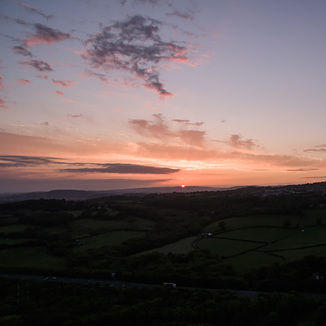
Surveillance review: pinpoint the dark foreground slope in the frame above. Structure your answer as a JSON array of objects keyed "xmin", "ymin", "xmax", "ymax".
[{"xmin": 0, "ymin": 182, "xmax": 326, "ymax": 294}]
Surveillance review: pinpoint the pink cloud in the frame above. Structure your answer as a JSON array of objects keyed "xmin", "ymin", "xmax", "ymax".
[
  {"xmin": 82, "ymin": 15, "xmax": 194, "ymax": 96},
  {"xmin": 213, "ymin": 134, "xmax": 259, "ymax": 151},
  {"xmin": 12, "ymin": 46, "xmax": 33, "ymax": 57},
  {"xmin": 17, "ymin": 79, "xmax": 32, "ymax": 84},
  {"xmin": 41, "ymin": 122, "xmax": 49, "ymax": 126},
  {"xmin": 37, "ymin": 75, "xmax": 49, "ymax": 79},
  {"xmin": 23, "ymin": 24, "xmax": 70, "ymax": 47},
  {"xmin": 172, "ymin": 119, "xmax": 204, "ymax": 126},
  {"xmin": 56, "ymin": 91, "xmax": 64, "ymax": 96},
  {"xmin": 303, "ymin": 144, "xmax": 326, "ymax": 153},
  {"xmin": 229, "ymin": 134, "xmax": 258, "ymax": 150},
  {"xmin": 167, "ymin": 10, "xmax": 194, "ymax": 21},
  {"xmin": 52, "ymin": 79, "xmax": 75, "ymax": 87},
  {"xmin": 20, "ymin": 59, "xmax": 53, "ymax": 72},
  {"xmin": 178, "ymin": 130, "xmax": 205, "ymax": 147},
  {"xmin": 129, "ymin": 113, "xmax": 206, "ymax": 147},
  {"xmin": 0, "ymin": 98, "xmax": 9, "ymax": 110},
  {"xmin": 16, "ymin": 2, "xmax": 53, "ymax": 20},
  {"xmin": 67, "ymin": 114, "xmax": 83, "ymax": 118},
  {"xmin": 133, "ymin": 141, "xmax": 326, "ymax": 171},
  {"xmin": 0, "ymin": 76, "xmax": 3, "ymax": 90}
]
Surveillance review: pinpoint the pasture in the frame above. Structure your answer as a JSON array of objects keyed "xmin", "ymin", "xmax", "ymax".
[
  {"xmin": 141, "ymin": 210, "xmax": 326, "ymax": 273},
  {"xmin": 196, "ymin": 212, "xmax": 326, "ymax": 273},
  {"xmin": 0, "ymin": 191, "xmax": 325, "ymax": 278},
  {"xmin": 0, "ymin": 246, "xmax": 65, "ymax": 270}
]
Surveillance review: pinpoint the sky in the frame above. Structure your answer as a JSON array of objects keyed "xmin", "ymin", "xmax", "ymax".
[{"xmin": 1, "ymin": 0, "xmax": 326, "ymax": 193}]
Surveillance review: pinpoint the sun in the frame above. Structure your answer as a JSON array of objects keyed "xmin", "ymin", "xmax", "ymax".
[{"xmin": 181, "ymin": 184, "xmax": 186, "ymax": 188}]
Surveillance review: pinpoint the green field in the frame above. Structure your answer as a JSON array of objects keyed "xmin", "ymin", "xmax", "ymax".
[
  {"xmin": 227, "ymin": 251, "xmax": 284, "ymax": 273},
  {"xmin": 72, "ymin": 230, "xmax": 146, "ymax": 252},
  {"xmin": 199, "ymin": 238, "xmax": 262, "ymax": 257},
  {"xmin": 195, "ymin": 212, "xmax": 326, "ymax": 272},
  {"xmin": 136, "ymin": 236, "xmax": 196, "ymax": 255},
  {"xmin": 0, "ymin": 192, "xmax": 326, "ymax": 278},
  {"xmin": 0, "ymin": 247, "xmax": 65, "ymax": 270},
  {"xmin": 213, "ymin": 227, "xmax": 293, "ymax": 242}
]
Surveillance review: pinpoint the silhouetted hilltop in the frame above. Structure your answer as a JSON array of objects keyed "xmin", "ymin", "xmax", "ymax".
[
  {"xmin": 0, "ymin": 186, "xmax": 220, "ymax": 202},
  {"xmin": 1, "ymin": 182, "xmax": 325, "ymax": 203}
]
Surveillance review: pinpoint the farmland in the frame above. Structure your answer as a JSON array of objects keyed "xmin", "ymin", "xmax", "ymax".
[{"xmin": 1, "ymin": 183, "xmax": 326, "ymax": 292}]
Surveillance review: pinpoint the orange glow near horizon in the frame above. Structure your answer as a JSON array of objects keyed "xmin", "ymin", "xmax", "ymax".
[{"xmin": 1, "ymin": 1, "xmax": 326, "ymax": 193}]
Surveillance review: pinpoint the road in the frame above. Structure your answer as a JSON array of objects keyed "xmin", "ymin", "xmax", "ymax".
[{"xmin": 1, "ymin": 273, "xmax": 326, "ymax": 301}]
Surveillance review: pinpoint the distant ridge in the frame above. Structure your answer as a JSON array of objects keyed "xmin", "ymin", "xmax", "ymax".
[
  {"xmin": 1, "ymin": 182, "xmax": 325, "ymax": 203},
  {"xmin": 0, "ymin": 186, "xmax": 221, "ymax": 203}
]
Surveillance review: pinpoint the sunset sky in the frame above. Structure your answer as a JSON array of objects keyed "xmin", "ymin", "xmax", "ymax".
[{"xmin": 1, "ymin": 0, "xmax": 326, "ymax": 193}]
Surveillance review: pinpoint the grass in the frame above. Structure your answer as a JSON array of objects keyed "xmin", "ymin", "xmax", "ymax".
[
  {"xmin": 216, "ymin": 227, "xmax": 293, "ymax": 243},
  {"xmin": 72, "ymin": 230, "xmax": 146, "ymax": 252},
  {"xmin": 276, "ymin": 245, "xmax": 326, "ymax": 262},
  {"xmin": 227, "ymin": 251, "xmax": 284, "ymax": 274},
  {"xmin": 72, "ymin": 217, "xmax": 154, "ymax": 235},
  {"xmin": 0, "ymin": 238, "xmax": 31, "ymax": 245},
  {"xmin": 0, "ymin": 224, "xmax": 31, "ymax": 233},
  {"xmin": 0, "ymin": 247, "xmax": 65, "ymax": 270},
  {"xmin": 199, "ymin": 238, "xmax": 262, "ymax": 257},
  {"xmin": 136, "ymin": 236, "xmax": 197, "ymax": 255},
  {"xmin": 196, "ymin": 211, "xmax": 326, "ymax": 273},
  {"xmin": 0, "ymin": 206, "xmax": 325, "ymax": 274},
  {"xmin": 203, "ymin": 214, "xmax": 298, "ymax": 232},
  {"xmin": 263, "ymin": 225, "xmax": 326, "ymax": 251}
]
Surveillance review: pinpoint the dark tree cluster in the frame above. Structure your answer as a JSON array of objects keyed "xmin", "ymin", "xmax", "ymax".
[{"xmin": 0, "ymin": 277, "xmax": 325, "ymax": 326}]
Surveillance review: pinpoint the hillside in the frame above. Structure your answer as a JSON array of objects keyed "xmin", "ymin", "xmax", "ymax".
[
  {"xmin": 0, "ymin": 186, "xmax": 219, "ymax": 203},
  {"xmin": 1, "ymin": 182, "xmax": 326, "ymax": 293}
]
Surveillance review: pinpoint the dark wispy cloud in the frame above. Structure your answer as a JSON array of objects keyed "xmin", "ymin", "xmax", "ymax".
[
  {"xmin": 0, "ymin": 14, "xmax": 28, "ymax": 26},
  {"xmin": 0, "ymin": 155, "xmax": 179, "ymax": 175},
  {"xmin": 303, "ymin": 144, "xmax": 326, "ymax": 153},
  {"xmin": 172, "ymin": 119, "xmax": 204, "ymax": 126},
  {"xmin": 129, "ymin": 113, "xmax": 206, "ymax": 146},
  {"xmin": 120, "ymin": 0, "xmax": 161, "ymax": 6},
  {"xmin": 52, "ymin": 79, "xmax": 75, "ymax": 88},
  {"xmin": 23, "ymin": 23, "xmax": 71, "ymax": 47},
  {"xmin": 82, "ymin": 15, "xmax": 191, "ymax": 96},
  {"xmin": 0, "ymin": 76, "xmax": 4, "ymax": 90},
  {"xmin": 167, "ymin": 10, "xmax": 194, "ymax": 21},
  {"xmin": 20, "ymin": 59, "xmax": 53, "ymax": 72},
  {"xmin": 60, "ymin": 163, "xmax": 179, "ymax": 174},
  {"xmin": 84, "ymin": 69, "xmax": 107, "ymax": 82},
  {"xmin": 12, "ymin": 45, "xmax": 33, "ymax": 57},
  {"xmin": 304, "ymin": 149, "xmax": 326, "ymax": 153},
  {"xmin": 16, "ymin": 2, "xmax": 53, "ymax": 20},
  {"xmin": 287, "ymin": 168, "xmax": 319, "ymax": 172},
  {"xmin": 0, "ymin": 155, "xmax": 61, "ymax": 168}
]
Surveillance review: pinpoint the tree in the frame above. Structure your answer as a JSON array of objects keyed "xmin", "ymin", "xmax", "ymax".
[{"xmin": 218, "ymin": 220, "xmax": 226, "ymax": 231}]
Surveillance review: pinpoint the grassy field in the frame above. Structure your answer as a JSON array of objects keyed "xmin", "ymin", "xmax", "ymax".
[
  {"xmin": 0, "ymin": 247, "xmax": 66, "ymax": 270},
  {"xmin": 212, "ymin": 227, "xmax": 293, "ymax": 242},
  {"xmin": 0, "ymin": 224, "xmax": 31, "ymax": 233},
  {"xmin": 195, "ymin": 211, "xmax": 326, "ymax": 273},
  {"xmin": 72, "ymin": 230, "xmax": 146, "ymax": 252},
  {"xmin": 0, "ymin": 197, "xmax": 325, "ymax": 276},
  {"xmin": 136, "ymin": 236, "xmax": 197, "ymax": 255},
  {"xmin": 199, "ymin": 238, "xmax": 262, "ymax": 257},
  {"xmin": 227, "ymin": 251, "xmax": 284, "ymax": 273}
]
